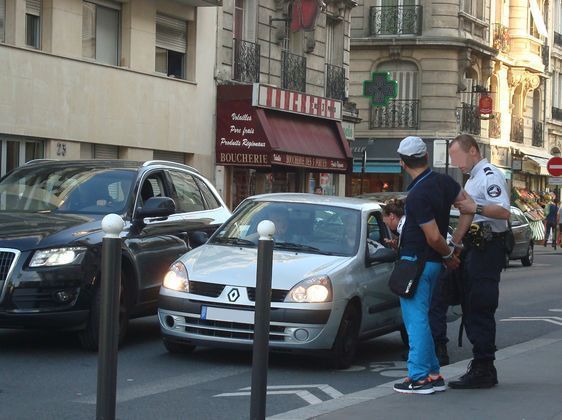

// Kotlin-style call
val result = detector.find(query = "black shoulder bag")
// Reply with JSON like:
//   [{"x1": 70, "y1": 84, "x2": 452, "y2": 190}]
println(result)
[{"x1": 388, "y1": 231, "x2": 426, "y2": 299}]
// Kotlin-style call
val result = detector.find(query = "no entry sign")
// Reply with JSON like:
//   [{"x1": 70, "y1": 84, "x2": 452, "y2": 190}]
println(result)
[{"x1": 547, "y1": 156, "x2": 562, "y2": 177}]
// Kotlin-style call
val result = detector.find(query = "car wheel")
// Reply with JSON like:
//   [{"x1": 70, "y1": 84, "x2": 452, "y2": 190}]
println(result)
[
  {"x1": 78, "y1": 274, "x2": 129, "y2": 351},
  {"x1": 521, "y1": 243, "x2": 534, "y2": 267},
  {"x1": 399, "y1": 324, "x2": 409, "y2": 348},
  {"x1": 162, "y1": 338, "x2": 196, "y2": 354},
  {"x1": 329, "y1": 304, "x2": 361, "y2": 369}
]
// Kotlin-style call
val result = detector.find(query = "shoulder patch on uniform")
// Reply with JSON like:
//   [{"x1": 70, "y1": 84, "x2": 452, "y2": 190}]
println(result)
[
  {"x1": 483, "y1": 167, "x2": 494, "y2": 176},
  {"x1": 487, "y1": 184, "x2": 502, "y2": 197}
]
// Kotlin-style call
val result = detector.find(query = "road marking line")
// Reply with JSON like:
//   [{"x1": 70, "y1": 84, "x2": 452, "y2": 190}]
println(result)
[
  {"x1": 215, "y1": 390, "x2": 323, "y2": 405},
  {"x1": 238, "y1": 384, "x2": 344, "y2": 399},
  {"x1": 501, "y1": 318, "x2": 562, "y2": 326}
]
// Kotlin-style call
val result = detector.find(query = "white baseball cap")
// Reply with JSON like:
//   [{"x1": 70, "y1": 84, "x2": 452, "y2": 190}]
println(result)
[{"x1": 397, "y1": 136, "x2": 427, "y2": 157}]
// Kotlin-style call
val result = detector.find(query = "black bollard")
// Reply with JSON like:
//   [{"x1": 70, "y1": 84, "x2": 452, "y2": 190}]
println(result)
[
  {"x1": 250, "y1": 220, "x2": 275, "y2": 420},
  {"x1": 96, "y1": 214, "x2": 124, "y2": 420}
]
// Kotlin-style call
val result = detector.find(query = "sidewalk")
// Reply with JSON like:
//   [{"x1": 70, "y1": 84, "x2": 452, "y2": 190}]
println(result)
[{"x1": 270, "y1": 329, "x2": 562, "y2": 420}]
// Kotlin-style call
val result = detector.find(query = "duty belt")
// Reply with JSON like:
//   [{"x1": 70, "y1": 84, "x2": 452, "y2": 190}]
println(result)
[{"x1": 464, "y1": 223, "x2": 505, "y2": 249}]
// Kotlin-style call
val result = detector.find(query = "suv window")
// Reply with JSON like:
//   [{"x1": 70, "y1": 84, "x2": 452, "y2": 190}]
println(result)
[
  {"x1": 194, "y1": 177, "x2": 221, "y2": 210},
  {"x1": 168, "y1": 170, "x2": 206, "y2": 213},
  {"x1": 139, "y1": 173, "x2": 167, "y2": 206}
]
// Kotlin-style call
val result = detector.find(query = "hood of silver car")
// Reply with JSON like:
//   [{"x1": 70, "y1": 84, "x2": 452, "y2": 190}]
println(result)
[{"x1": 182, "y1": 244, "x2": 350, "y2": 289}]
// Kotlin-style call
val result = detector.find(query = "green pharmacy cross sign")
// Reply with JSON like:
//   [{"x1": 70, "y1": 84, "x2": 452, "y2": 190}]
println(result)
[{"x1": 363, "y1": 72, "x2": 398, "y2": 107}]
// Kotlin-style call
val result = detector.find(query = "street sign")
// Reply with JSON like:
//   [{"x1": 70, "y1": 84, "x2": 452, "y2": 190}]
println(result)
[
  {"x1": 362, "y1": 72, "x2": 398, "y2": 107},
  {"x1": 548, "y1": 177, "x2": 562, "y2": 185},
  {"x1": 547, "y1": 156, "x2": 562, "y2": 176}
]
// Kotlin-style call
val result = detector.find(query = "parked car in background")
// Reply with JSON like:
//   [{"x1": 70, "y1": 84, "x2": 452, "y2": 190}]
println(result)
[
  {"x1": 449, "y1": 206, "x2": 534, "y2": 267},
  {"x1": 0, "y1": 160, "x2": 231, "y2": 350},
  {"x1": 158, "y1": 193, "x2": 405, "y2": 369}
]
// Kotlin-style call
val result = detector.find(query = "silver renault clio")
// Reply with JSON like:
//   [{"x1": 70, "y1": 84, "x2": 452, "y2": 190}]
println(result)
[{"x1": 158, "y1": 193, "x2": 403, "y2": 368}]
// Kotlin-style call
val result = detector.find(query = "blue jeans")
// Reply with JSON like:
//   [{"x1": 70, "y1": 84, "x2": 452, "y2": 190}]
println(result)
[{"x1": 400, "y1": 261, "x2": 442, "y2": 381}]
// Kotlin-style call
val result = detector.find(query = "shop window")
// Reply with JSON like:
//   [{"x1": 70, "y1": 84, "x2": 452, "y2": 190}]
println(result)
[
  {"x1": 155, "y1": 14, "x2": 187, "y2": 79},
  {"x1": 26, "y1": 0, "x2": 41, "y2": 49},
  {"x1": 82, "y1": 1, "x2": 120, "y2": 65}
]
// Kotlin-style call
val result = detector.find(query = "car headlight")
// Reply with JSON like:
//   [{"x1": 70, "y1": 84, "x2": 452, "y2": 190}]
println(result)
[
  {"x1": 163, "y1": 262, "x2": 189, "y2": 292},
  {"x1": 29, "y1": 247, "x2": 87, "y2": 267},
  {"x1": 285, "y1": 275, "x2": 332, "y2": 303}
]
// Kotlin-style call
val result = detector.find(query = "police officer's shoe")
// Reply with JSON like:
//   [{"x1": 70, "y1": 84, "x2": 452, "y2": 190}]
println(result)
[
  {"x1": 435, "y1": 342, "x2": 450, "y2": 366},
  {"x1": 448, "y1": 360, "x2": 497, "y2": 389}
]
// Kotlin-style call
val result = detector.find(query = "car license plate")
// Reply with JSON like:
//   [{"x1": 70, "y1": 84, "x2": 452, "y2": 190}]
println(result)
[{"x1": 201, "y1": 306, "x2": 255, "y2": 324}]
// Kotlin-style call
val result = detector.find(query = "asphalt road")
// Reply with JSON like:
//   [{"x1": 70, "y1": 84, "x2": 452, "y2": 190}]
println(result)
[{"x1": 1, "y1": 247, "x2": 560, "y2": 420}]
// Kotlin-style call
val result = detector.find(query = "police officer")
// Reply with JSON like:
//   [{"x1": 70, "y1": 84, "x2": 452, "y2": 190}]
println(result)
[{"x1": 447, "y1": 134, "x2": 511, "y2": 389}]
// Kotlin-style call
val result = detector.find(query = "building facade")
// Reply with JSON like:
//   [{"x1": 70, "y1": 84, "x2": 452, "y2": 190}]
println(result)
[
  {"x1": 546, "y1": 0, "x2": 562, "y2": 163},
  {"x1": 0, "y1": 0, "x2": 221, "y2": 179},
  {"x1": 214, "y1": 0, "x2": 357, "y2": 208},
  {"x1": 349, "y1": 0, "x2": 551, "y2": 194}
]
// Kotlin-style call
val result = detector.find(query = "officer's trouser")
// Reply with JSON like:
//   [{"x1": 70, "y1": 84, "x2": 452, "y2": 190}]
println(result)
[{"x1": 462, "y1": 237, "x2": 505, "y2": 361}]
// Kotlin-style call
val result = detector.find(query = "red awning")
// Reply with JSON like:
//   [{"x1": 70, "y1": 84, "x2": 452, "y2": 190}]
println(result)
[{"x1": 216, "y1": 85, "x2": 351, "y2": 172}]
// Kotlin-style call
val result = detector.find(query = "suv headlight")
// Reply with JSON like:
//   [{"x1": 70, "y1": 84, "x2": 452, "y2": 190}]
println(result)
[
  {"x1": 163, "y1": 262, "x2": 189, "y2": 292},
  {"x1": 285, "y1": 275, "x2": 332, "y2": 303},
  {"x1": 29, "y1": 247, "x2": 87, "y2": 267}
]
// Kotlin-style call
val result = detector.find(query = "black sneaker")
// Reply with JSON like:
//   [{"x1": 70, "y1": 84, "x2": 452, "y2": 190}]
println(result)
[
  {"x1": 394, "y1": 377, "x2": 435, "y2": 394},
  {"x1": 448, "y1": 360, "x2": 497, "y2": 389},
  {"x1": 429, "y1": 375, "x2": 447, "y2": 392}
]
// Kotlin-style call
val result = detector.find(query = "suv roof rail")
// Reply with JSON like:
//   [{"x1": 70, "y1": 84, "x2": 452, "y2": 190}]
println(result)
[
  {"x1": 24, "y1": 159, "x2": 58, "y2": 165},
  {"x1": 142, "y1": 160, "x2": 200, "y2": 174}
]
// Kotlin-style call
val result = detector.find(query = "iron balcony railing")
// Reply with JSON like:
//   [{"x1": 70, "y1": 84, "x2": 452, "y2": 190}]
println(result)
[
  {"x1": 511, "y1": 117, "x2": 524, "y2": 143},
  {"x1": 281, "y1": 50, "x2": 306, "y2": 93},
  {"x1": 233, "y1": 39, "x2": 261, "y2": 83},
  {"x1": 326, "y1": 63, "x2": 345, "y2": 100},
  {"x1": 489, "y1": 112, "x2": 501, "y2": 138},
  {"x1": 555, "y1": 32, "x2": 562, "y2": 47},
  {"x1": 553, "y1": 107, "x2": 562, "y2": 121},
  {"x1": 369, "y1": 5, "x2": 422, "y2": 36},
  {"x1": 458, "y1": 103, "x2": 481, "y2": 135},
  {"x1": 532, "y1": 120, "x2": 543, "y2": 147},
  {"x1": 370, "y1": 99, "x2": 419, "y2": 129},
  {"x1": 493, "y1": 23, "x2": 510, "y2": 53}
]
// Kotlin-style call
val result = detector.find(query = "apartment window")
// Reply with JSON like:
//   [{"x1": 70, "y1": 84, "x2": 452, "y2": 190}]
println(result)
[
  {"x1": 556, "y1": 0, "x2": 562, "y2": 32},
  {"x1": 26, "y1": 0, "x2": 41, "y2": 48},
  {"x1": 155, "y1": 14, "x2": 187, "y2": 79},
  {"x1": 0, "y1": 138, "x2": 44, "y2": 177},
  {"x1": 1, "y1": 0, "x2": 5, "y2": 43},
  {"x1": 462, "y1": 0, "x2": 484, "y2": 20},
  {"x1": 82, "y1": 1, "x2": 120, "y2": 65},
  {"x1": 553, "y1": 72, "x2": 562, "y2": 108},
  {"x1": 234, "y1": 0, "x2": 244, "y2": 39}
]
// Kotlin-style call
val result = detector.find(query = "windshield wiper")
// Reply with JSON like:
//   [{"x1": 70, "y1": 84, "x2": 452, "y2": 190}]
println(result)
[
  {"x1": 212, "y1": 236, "x2": 255, "y2": 246},
  {"x1": 274, "y1": 242, "x2": 333, "y2": 255}
]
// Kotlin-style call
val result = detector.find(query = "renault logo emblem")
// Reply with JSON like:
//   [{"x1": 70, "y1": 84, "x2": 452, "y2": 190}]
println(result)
[{"x1": 228, "y1": 288, "x2": 240, "y2": 302}]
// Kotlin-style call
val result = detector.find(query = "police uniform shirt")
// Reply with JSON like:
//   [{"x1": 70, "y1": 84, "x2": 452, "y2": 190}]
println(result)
[{"x1": 465, "y1": 158, "x2": 509, "y2": 233}]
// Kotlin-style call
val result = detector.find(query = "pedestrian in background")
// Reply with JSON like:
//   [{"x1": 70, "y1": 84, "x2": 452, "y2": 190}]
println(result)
[
  {"x1": 544, "y1": 198, "x2": 559, "y2": 250},
  {"x1": 314, "y1": 186, "x2": 323, "y2": 195},
  {"x1": 392, "y1": 136, "x2": 473, "y2": 395},
  {"x1": 448, "y1": 134, "x2": 510, "y2": 389}
]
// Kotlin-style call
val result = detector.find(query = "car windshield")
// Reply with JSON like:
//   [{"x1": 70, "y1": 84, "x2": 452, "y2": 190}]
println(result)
[
  {"x1": 0, "y1": 165, "x2": 136, "y2": 214},
  {"x1": 211, "y1": 201, "x2": 361, "y2": 256}
]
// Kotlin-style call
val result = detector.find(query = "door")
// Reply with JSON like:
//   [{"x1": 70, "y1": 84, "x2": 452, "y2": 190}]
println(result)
[{"x1": 510, "y1": 208, "x2": 531, "y2": 258}]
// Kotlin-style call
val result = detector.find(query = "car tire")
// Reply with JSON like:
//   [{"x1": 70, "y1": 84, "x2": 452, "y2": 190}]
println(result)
[
  {"x1": 78, "y1": 275, "x2": 129, "y2": 351},
  {"x1": 328, "y1": 304, "x2": 361, "y2": 370},
  {"x1": 399, "y1": 324, "x2": 409, "y2": 348},
  {"x1": 162, "y1": 338, "x2": 196, "y2": 354},
  {"x1": 521, "y1": 243, "x2": 534, "y2": 267}
]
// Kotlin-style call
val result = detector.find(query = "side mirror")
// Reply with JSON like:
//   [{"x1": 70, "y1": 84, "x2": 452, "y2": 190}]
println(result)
[
  {"x1": 368, "y1": 247, "x2": 398, "y2": 265},
  {"x1": 135, "y1": 197, "x2": 176, "y2": 220},
  {"x1": 189, "y1": 231, "x2": 209, "y2": 248}
]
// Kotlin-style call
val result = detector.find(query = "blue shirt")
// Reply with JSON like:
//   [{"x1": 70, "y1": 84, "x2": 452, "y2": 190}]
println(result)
[{"x1": 401, "y1": 168, "x2": 461, "y2": 262}]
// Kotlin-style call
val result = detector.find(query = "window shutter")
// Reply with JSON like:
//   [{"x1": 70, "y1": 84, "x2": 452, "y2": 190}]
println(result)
[
  {"x1": 390, "y1": 71, "x2": 418, "y2": 100},
  {"x1": 26, "y1": 0, "x2": 41, "y2": 16},
  {"x1": 156, "y1": 14, "x2": 187, "y2": 53},
  {"x1": 93, "y1": 144, "x2": 119, "y2": 159},
  {"x1": 153, "y1": 150, "x2": 185, "y2": 164}
]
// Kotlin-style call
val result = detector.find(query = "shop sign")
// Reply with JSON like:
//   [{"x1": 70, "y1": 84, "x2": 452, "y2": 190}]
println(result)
[
  {"x1": 271, "y1": 153, "x2": 347, "y2": 171},
  {"x1": 479, "y1": 95, "x2": 493, "y2": 114},
  {"x1": 491, "y1": 146, "x2": 509, "y2": 168},
  {"x1": 253, "y1": 84, "x2": 342, "y2": 121},
  {"x1": 341, "y1": 121, "x2": 355, "y2": 140},
  {"x1": 512, "y1": 157, "x2": 523, "y2": 171},
  {"x1": 548, "y1": 177, "x2": 562, "y2": 185}
]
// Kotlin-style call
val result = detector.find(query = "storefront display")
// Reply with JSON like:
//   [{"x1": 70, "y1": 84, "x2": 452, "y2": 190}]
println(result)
[{"x1": 512, "y1": 188, "x2": 546, "y2": 240}]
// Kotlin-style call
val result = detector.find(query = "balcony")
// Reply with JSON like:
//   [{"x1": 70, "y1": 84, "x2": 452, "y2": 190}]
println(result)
[
  {"x1": 489, "y1": 112, "x2": 501, "y2": 138},
  {"x1": 326, "y1": 64, "x2": 346, "y2": 101},
  {"x1": 233, "y1": 39, "x2": 261, "y2": 83},
  {"x1": 281, "y1": 51, "x2": 306, "y2": 93},
  {"x1": 369, "y1": 100, "x2": 419, "y2": 129},
  {"x1": 458, "y1": 103, "x2": 481, "y2": 135},
  {"x1": 555, "y1": 32, "x2": 562, "y2": 48},
  {"x1": 511, "y1": 117, "x2": 524, "y2": 143},
  {"x1": 493, "y1": 23, "x2": 510, "y2": 54},
  {"x1": 532, "y1": 120, "x2": 543, "y2": 147},
  {"x1": 553, "y1": 107, "x2": 562, "y2": 121},
  {"x1": 369, "y1": 5, "x2": 422, "y2": 36}
]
